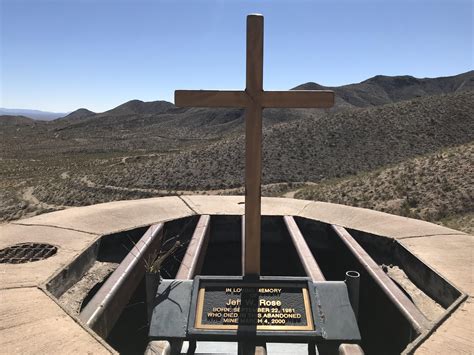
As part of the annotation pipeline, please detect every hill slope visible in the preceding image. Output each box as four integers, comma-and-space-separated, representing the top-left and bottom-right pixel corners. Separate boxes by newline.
59, 108, 95, 121
91, 91, 473, 191
0, 115, 35, 126
103, 99, 175, 116
294, 143, 473, 233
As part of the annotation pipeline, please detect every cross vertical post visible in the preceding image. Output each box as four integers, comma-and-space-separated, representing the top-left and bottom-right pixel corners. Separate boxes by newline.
244, 14, 264, 276
174, 13, 334, 280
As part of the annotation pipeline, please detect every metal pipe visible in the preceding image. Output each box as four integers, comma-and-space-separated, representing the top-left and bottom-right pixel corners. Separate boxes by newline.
79, 223, 164, 338
345, 271, 360, 319
331, 224, 430, 334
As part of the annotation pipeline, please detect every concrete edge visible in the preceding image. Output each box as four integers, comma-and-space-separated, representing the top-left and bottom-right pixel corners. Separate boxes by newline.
39, 286, 118, 354
402, 294, 470, 354
297, 199, 466, 239
398, 238, 471, 297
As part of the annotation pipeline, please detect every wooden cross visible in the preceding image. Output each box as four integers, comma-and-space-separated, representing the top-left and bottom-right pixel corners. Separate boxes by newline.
175, 14, 334, 277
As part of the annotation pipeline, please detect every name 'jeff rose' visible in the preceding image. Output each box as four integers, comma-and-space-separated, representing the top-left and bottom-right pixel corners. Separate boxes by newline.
225, 298, 282, 307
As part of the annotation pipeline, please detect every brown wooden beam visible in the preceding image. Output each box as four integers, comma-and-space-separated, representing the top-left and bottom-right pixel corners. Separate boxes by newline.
243, 14, 264, 277
283, 216, 326, 282
174, 90, 248, 107
262, 91, 334, 108
331, 224, 430, 334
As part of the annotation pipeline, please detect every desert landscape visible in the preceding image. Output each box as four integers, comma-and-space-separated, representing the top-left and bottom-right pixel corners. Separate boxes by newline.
1, 71, 473, 232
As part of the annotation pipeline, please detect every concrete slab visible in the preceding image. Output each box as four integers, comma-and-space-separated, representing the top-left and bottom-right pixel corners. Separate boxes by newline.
0, 287, 113, 354
262, 197, 313, 216
400, 234, 474, 296
0, 224, 99, 289
181, 195, 245, 215
181, 196, 312, 217
14, 196, 194, 235
415, 297, 474, 354
298, 201, 462, 239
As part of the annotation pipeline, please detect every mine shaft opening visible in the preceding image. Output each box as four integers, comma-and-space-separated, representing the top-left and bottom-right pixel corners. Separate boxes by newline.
56, 215, 462, 355
200, 215, 306, 276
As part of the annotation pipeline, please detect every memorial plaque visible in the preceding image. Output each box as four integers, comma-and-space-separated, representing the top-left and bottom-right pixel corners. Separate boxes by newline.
193, 279, 314, 331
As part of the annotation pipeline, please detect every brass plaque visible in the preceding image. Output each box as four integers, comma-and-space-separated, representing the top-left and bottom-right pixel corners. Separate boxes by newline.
194, 281, 314, 331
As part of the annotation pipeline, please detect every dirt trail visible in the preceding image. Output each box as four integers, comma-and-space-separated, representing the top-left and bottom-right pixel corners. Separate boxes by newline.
21, 186, 66, 211
76, 177, 321, 198
282, 182, 318, 198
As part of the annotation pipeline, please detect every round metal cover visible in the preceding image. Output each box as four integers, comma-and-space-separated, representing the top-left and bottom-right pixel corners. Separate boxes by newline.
0, 243, 57, 264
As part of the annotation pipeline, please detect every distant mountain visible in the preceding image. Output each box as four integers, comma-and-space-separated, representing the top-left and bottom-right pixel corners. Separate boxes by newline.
42, 71, 474, 153
0, 115, 35, 126
294, 71, 474, 108
103, 99, 175, 116
0, 108, 68, 121
59, 108, 96, 121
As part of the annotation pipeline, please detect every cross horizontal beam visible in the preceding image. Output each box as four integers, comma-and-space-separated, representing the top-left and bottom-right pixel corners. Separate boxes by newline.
175, 90, 334, 108
175, 90, 247, 107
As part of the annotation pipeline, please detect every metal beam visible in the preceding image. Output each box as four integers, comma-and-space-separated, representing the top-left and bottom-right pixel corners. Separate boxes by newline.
285, 217, 364, 354
284, 216, 326, 282
79, 223, 164, 338
331, 224, 430, 334
150, 216, 211, 355
176, 215, 211, 279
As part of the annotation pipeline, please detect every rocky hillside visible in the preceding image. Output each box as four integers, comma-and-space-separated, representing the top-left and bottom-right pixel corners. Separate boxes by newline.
295, 143, 473, 233
91, 91, 473, 191
1, 72, 472, 231
60, 108, 95, 121
0, 115, 35, 126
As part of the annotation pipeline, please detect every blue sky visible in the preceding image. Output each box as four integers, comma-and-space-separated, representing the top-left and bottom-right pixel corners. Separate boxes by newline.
1, 0, 472, 112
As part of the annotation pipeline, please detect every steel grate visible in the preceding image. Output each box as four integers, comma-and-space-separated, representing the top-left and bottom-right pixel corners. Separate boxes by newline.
0, 243, 58, 264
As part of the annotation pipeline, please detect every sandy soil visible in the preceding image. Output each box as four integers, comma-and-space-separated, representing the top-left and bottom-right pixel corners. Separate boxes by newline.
58, 261, 118, 315
385, 265, 444, 322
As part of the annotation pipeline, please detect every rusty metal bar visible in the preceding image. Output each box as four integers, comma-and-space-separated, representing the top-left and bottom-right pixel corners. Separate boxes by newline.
283, 216, 326, 281
331, 224, 430, 334
148, 216, 210, 354
176, 215, 211, 279
79, 223, 164, 338
285, 217, 364, 354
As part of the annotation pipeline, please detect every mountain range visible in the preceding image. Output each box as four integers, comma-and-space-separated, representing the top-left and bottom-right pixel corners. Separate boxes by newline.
0, 108, 68, 120
2, 71, 472, 125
